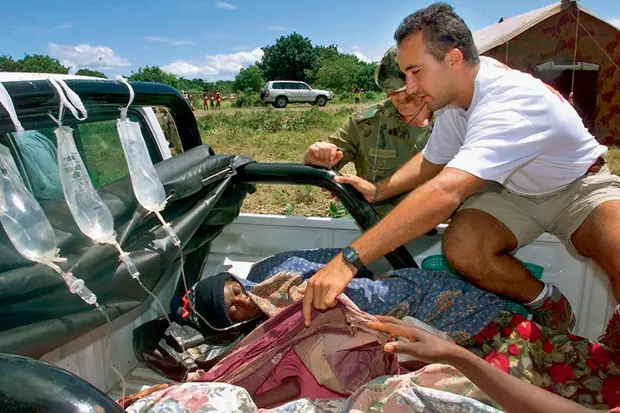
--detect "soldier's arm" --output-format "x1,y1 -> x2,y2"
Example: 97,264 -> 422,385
374,153 -> 445,202
327,116 -> 360,171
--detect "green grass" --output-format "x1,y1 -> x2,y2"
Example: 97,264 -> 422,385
77,120 -> 129,188
197,106 -> 357,216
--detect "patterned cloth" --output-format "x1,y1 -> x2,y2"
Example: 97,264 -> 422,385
463,310 -> 620,410
192,295 -> 400,397
125,382 -> 257,413
343,365 -> 502,413
244,249 -> 506,344
124,381 -> 345,413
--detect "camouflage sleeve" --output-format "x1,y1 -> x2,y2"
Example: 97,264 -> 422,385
328,116 -> 360,171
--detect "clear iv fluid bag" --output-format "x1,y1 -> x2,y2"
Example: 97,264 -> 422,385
0,142 -> 57,261
55,126 -> 115,244
117,118 -> 166,212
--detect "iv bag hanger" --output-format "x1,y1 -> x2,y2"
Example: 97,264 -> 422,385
116,76 -> 181,247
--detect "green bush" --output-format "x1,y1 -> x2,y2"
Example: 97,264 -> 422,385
197,106 -> 355,135
339,91 -> 352,101
363,91 -> 378,100
232,90 -> 263,108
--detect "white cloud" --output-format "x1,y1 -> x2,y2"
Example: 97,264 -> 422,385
353,51 -> 372,63
609,17 -> 620,28
48,43 -> 132,72
162,47 -> 264,79
171,40 -> 196,46
215,1 -> 237,10
161,61 -> 218,78
144,36 -> 169,42
342,45 -> 391,63
144,36 -> 196,46
266,25 -> 287,32
57,22 -> 73,29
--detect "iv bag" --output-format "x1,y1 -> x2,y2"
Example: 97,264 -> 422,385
117,117 -> 166,212
55,126 -> 115,244
0,143 -> 58,262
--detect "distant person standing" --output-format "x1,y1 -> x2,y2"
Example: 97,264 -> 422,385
215,92 -> 222,110
209,94 -> 215,110
203,91 -> 209,110
354,86 -> 361,104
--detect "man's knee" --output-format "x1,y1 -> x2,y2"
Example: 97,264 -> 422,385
443,209 -> 518,274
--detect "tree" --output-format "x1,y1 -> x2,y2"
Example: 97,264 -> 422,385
75,68 -> 107,78
211,80 -> 234,96
305,45 -> 340,82
0,56 -> 20,72
233,65 -> 265,93
312,54 -> 380,93
258,33 -> 316,81
128,66 -> 179,88
353,61 -> 380,92
0,54 -> 69,73
18,54 -> 69,74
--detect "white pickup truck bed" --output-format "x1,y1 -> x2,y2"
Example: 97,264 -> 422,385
43,213 -> 615,397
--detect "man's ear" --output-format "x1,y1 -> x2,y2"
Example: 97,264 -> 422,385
446,48 -> 463,69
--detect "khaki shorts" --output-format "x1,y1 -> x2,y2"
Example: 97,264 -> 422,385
459,165 -> 620,252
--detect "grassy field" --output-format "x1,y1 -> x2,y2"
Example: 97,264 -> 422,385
196,106 -> 620,217
197,106 -> 357,217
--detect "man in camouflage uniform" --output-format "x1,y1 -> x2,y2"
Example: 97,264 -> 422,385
304,46 -> 433,217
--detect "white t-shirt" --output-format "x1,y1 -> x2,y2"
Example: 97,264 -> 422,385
422,56 -> 607,196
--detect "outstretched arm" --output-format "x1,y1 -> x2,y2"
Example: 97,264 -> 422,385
368,317 -> 599,413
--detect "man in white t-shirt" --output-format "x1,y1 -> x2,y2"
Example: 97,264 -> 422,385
300,2 -> 620,332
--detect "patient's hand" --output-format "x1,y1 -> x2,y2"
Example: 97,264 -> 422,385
252,376 -> 301,409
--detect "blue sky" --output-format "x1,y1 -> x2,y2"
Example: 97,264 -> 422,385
1,0 -> 618,80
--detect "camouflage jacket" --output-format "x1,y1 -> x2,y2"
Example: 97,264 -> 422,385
328,99 -> 432,217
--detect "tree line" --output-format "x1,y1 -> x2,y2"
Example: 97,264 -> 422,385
1,32 -> 381,97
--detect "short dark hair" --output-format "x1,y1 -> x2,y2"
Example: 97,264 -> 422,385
394,3 -> 479,65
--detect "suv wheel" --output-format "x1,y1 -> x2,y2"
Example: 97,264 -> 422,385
315,96 -> 327,107
273,96 -> 288,108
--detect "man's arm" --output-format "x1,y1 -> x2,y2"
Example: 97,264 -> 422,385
334,152 -> 445,204
374,152 -> 444,201
302,167 -> 483,324
303,117 -> 358,169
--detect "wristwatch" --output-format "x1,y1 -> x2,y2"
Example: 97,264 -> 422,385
342,245 -> 364,271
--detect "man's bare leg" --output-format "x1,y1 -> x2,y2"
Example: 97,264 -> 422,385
444,209 -> 574,331
571,200 -> 620,303
443,209 -> 543,302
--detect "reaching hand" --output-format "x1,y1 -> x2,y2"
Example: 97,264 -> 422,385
367,316 -> 462,364
334,174 -> 378,203
301,255 -> 356,326
304,142 -> 344,169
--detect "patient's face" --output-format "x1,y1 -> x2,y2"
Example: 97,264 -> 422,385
223,280 -> 262,322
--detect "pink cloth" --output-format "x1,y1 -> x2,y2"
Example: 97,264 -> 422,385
255,348 -> 344,400
192,295 -> 399,396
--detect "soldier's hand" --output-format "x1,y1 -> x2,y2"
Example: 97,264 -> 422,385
304,142 -> 343,168
334,174 -> 378,203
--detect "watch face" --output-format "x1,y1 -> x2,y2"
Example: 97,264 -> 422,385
343,247 -> 357,262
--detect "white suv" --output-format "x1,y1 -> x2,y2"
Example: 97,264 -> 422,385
260,81 -> 333,108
